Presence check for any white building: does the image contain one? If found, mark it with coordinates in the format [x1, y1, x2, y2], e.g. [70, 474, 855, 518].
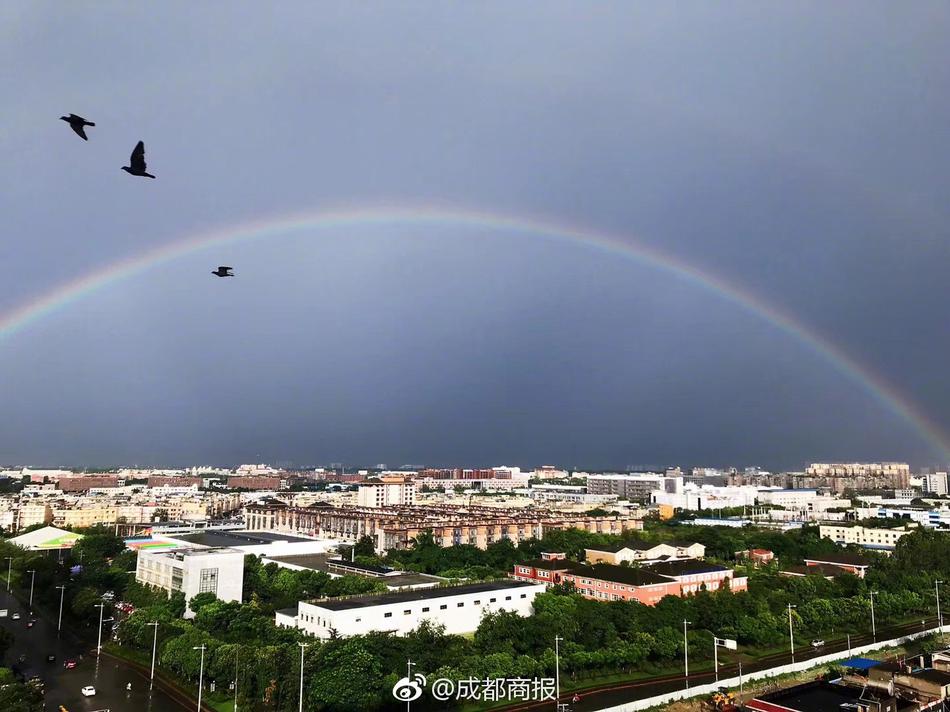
[920, 473, 949, 497]
[277, 580, 545, 639]
[757, 489, 848, 513]
[357, 476, 416, 508]
[818, 524, 911, 552]
[135, 547, 244, 617]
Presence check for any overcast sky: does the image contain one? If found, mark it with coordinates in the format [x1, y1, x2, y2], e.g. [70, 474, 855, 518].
[1, 2, 948, 470]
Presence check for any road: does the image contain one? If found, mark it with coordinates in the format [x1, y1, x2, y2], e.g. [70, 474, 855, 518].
[0, 587, 191, 712]
[499, 616, 941, 712]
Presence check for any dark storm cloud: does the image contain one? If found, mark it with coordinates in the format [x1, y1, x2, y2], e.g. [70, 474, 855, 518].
[0, 2, 948, 469]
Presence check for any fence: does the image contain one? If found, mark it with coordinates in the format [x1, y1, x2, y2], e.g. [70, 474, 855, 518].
[595, 624, 947, 711]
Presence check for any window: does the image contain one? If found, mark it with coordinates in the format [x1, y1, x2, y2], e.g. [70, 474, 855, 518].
[457, 602, 464, 608]
[474, 600, 480, 605]
[520, 594, 526, 599]
[505, 596, 511, 601]
[489, 598, 496, 603]
[198, 567, 218, 595]
[384, 612, 392, 618]
[440, 604, 447, 610]
[421, 607, 429, 612]
[404, 609, 411, 616]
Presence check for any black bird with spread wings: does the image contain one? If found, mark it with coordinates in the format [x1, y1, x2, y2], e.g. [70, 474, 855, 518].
[121, 141, 156, 178]
[60, 113, 95, 140]
[212, 266, 234, 277]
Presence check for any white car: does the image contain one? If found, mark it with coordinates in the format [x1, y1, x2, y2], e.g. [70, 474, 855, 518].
[81, 685, 96, 697]
[811, 639, 825, 649]
[11, 613, 20, 620]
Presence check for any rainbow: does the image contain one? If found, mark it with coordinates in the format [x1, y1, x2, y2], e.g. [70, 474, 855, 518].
[1, 203, 947, 459]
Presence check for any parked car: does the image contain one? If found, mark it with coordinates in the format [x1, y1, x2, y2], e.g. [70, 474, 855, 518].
[811, 639, 825, 649]
[26, 620, 35, 628]
[81, 685, 96, 696]
[63, 659, 77, 670]
[11, 612, 20, 620]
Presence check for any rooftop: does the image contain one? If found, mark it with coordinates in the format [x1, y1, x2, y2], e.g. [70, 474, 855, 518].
[644, 560, 729, 577]
[175, 530, 312, 547]
[308, 580, 542, 611]
[748, 681, 901, 712]
[803, 552, 871, 567]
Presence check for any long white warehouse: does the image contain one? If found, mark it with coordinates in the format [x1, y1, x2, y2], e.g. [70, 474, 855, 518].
[277, 580, 546, 639]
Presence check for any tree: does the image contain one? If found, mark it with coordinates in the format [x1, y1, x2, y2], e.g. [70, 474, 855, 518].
[309, 638, 385, 711]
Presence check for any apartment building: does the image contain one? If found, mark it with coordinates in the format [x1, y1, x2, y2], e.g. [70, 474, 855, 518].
[819, 524, 911, 552]
[357, 475, 416, 508]
[245, 502, 642, 551]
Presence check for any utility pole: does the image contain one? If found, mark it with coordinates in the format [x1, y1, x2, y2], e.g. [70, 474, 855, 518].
[27, 569, 35, 610]
[193, 645, 206, 712]
[936, 580, 944, 632]
[298, 642, 309, 712]
[4, 557, 11, 593]
[869, 591, 878, 642]
[554, 635, 563, 710]
[56, 585, 66, 633]
[95, 602, 106, 657]
[683, 620, 691, 689]
[787, 604, 796, 663]
[147, 621, 160, 689]
[234, 646, 240, 712]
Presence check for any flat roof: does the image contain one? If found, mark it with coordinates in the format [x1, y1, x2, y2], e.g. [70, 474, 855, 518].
[749, 681, 894, 712]
[175, 530, 312, 547]
[309, 580, 541, 611]
[266, 553, 330, 570]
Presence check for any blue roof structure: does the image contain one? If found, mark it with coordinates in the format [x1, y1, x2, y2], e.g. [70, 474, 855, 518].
[840, 657, 881, 671]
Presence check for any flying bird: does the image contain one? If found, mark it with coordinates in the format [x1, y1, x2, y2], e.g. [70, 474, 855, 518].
[121, 141, 155, 178]
[212, 266, 234, 277]
[60, 114, 95, 140]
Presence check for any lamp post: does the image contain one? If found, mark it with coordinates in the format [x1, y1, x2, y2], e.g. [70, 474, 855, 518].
[27, 569, 35, 610]
[95, 603, 106, 657]
[234, 646, 240, 712]
[554, 635, 563, 709]
[147, 621, 160, 689]
[787, 604, 796, 663]
[4, 557, 11, 593]
[56, 585, 66, 633]
[683, 620, 691, 690]
[869, 591, 878, 642]
[193, 645, 206, 712]
[936, 580, 944, 632]
[298, 642, 309, 712]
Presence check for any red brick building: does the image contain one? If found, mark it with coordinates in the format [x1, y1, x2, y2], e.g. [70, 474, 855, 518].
[226, 475, 283, 490]
[60, 475, 120, 492]
[512, 556, 746, 605]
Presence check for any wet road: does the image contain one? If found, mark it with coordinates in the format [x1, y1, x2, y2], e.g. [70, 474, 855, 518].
[0, 588, 190, 712]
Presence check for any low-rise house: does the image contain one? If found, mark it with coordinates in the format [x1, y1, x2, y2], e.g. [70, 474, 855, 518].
[584, 539, 705, 565]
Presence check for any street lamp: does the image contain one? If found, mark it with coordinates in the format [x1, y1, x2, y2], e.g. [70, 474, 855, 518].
[233, 646, 240, 712]
[869, 591, 878, 642]
[147, 621, 160, 689]
[787, 604, 796, 663]
[683, 620, 691, 690]
[193, 645, 206, 712]
[936, 580, 944, 631]
[56, 585, 66, 633]
[27, 569, 35, 610]
[4, 557, 12, 593]
[95, 603, 106, 657]
[554, 635, 563, 709]
[298, 642, 309, 712]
